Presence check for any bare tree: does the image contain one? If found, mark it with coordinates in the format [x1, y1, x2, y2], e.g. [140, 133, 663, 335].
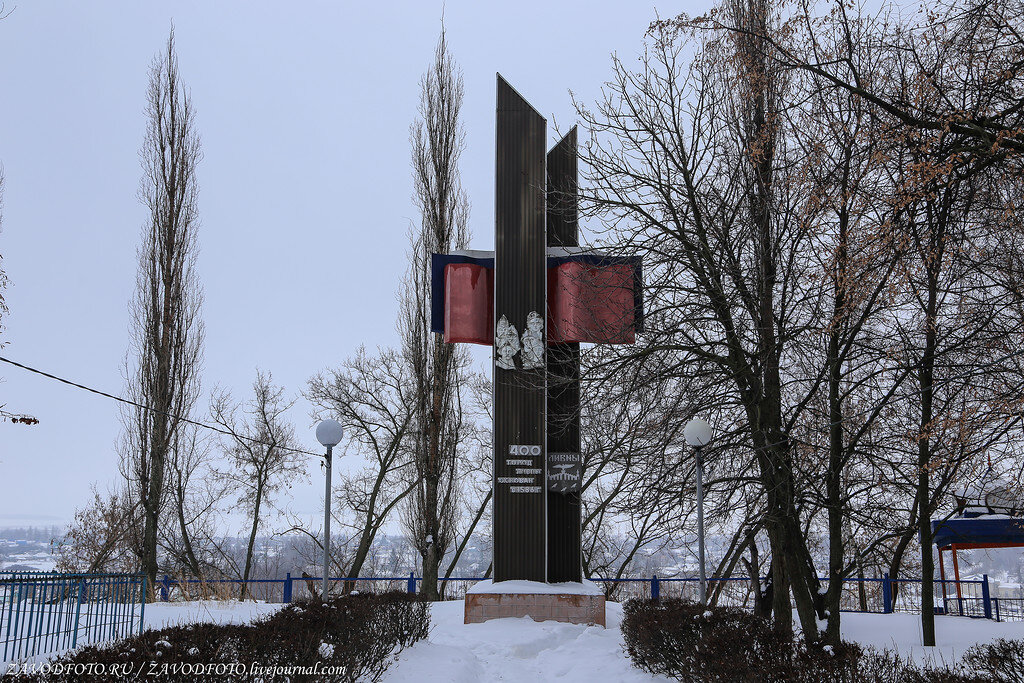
[440, 370, 492, 598]
[160, 423, 224, 577]
[400, 27, 471, 601]
[777, 28, 912, 643]
[575, 0, 837, 637]
[575, 0, 1024, 646]
[54, 485, 142, 574]
[305, 347, 418, 588]
[120, 27, 204, 597]
[210, 371, 302, 600]
[577, 349, 691, 591]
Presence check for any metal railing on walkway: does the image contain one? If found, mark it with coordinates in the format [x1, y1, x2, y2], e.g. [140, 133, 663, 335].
[1, 572, 145, 663]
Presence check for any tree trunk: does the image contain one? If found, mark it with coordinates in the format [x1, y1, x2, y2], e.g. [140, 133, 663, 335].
[917, 271, 939, 646]
[743, 535, 772, 620]
[825, 220, 848, 645]
[175, 487, 202, 577]
[857, 555, 868, 612]
[420, 338, 450, 602]
[143, 436, 166, 600]
[782, 500, 824, 641]
[441, 489, 491, 599]
[142, 497, 159, 600]
[766, 518, 792, 634]
[887, 499, 919, 604]
[709, 524, 759, 607]
[343, 470, 388, 594]
[241, 480, 264, 601]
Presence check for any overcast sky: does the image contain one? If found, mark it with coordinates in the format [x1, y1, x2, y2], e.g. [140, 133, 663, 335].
[0, 1, 709, 530]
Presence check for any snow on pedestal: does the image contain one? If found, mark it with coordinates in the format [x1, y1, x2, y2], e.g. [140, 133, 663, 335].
[466, 580, 604, 596]
[464, 580, 606, 627]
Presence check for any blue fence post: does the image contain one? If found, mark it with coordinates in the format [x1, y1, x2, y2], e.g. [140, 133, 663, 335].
[982, 574, 992, 620]
[283, 573, 292, 603]
[70, 578, 86, 649]
[407, 573, 416, 594]
[139, 575, 146, 635]
[651, 575, 660, 603]
[160, 575, 170, 602]
[882, 573, 892, 614]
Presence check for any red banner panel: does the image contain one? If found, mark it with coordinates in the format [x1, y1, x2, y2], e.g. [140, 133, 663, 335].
[444, 263, 494, 345]
[548, 262, 635, 344]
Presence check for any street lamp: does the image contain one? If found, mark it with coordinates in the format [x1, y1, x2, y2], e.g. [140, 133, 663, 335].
[684, 418, 713, 605]
[316, 419, 344, 603]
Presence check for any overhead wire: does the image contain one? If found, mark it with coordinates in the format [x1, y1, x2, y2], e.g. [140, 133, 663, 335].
[0, 354, 325, 458]
[6, 341, 1024, 464]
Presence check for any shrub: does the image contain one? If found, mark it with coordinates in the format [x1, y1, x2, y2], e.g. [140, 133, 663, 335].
[8, 591, 429, 683]
[961, 638, 1024, 683]
[619, 599, 990, 683]
[621, 598, 793, 681]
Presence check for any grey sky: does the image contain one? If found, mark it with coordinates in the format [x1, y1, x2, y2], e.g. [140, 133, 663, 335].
[0, 1, 706, 529]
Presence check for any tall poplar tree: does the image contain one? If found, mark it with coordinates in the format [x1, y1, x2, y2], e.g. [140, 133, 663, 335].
[121, 28, 204, 598]
[399, 28, 471, 601]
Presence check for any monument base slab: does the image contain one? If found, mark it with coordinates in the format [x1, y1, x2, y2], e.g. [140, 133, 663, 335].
[463, 580, 605, 627]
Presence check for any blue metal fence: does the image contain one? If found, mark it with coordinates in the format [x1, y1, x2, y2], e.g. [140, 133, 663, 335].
[1, 572, 145, 664]
[2, 569, 1015, 665]
[152, 571, 1017, 622]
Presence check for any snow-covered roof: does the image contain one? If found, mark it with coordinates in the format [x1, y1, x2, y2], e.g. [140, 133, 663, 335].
[953, 467, 1023, 517]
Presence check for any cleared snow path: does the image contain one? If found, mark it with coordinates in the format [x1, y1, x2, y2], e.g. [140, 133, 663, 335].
[382, 601, 669, 683]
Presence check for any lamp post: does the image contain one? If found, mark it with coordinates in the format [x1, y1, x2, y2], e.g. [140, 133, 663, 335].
[316, 419, 344, 603]
[684, 418, 713, 605]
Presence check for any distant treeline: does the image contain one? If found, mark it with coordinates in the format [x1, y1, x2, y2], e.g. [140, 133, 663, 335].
[0, 526, 64, 542]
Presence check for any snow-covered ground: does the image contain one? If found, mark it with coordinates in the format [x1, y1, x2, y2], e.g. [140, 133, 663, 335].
[840, 611, 1024, 666]
[7, 598, 1024, 679]
[383, 602, 1024, 682]
[383, 600, 667, 683]
[142, 600, 283, 631]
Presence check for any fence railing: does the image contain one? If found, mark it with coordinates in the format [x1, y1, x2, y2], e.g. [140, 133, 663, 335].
[1, 572, 145, 664]
[3, 569, 1016, 665]
[153, 571, 1020, 622]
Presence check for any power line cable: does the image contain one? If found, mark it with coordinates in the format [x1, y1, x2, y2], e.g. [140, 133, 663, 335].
[6, 341, 1024, 464]
[0, 354, 324, 458]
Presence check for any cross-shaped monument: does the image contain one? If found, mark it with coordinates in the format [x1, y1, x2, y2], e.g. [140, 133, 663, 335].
[431, 76, 641, 625]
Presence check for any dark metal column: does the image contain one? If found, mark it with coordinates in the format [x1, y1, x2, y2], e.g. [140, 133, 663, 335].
[546, 128, 582, 583]
[493, 75, 547, 582]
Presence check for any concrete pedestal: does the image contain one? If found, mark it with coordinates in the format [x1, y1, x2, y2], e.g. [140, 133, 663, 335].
[463, 580, 605, 627]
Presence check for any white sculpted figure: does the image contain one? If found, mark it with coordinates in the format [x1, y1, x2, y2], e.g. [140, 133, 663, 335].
[495, 315, 520, 370]
[521, 311, 544, 370]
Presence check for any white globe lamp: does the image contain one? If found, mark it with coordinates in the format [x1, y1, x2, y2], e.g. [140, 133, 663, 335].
[683, 417, 713, 605]
[316, 418, 345, 603]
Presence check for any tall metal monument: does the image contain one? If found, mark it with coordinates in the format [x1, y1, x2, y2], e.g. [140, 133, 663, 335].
[544, 125, 582, 584]
[493, 75, 549, 582]
[431, 75, 641, 587]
